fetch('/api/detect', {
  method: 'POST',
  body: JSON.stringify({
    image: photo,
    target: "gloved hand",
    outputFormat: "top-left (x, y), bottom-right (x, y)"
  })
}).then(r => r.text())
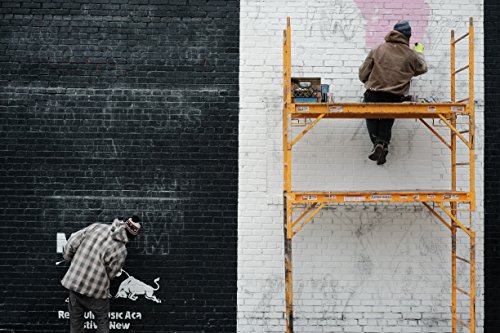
top-left (414, 42), bottom-right (424, 53)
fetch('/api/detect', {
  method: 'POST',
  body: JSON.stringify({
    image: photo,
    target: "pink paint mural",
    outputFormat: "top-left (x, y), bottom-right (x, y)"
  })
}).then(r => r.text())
top-left (353, 0), bottom-right (430, 48)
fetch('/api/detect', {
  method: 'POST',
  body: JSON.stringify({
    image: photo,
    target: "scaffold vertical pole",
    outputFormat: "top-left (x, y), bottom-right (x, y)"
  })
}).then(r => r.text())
top-left (451, 224), bottom-right (458, 333)
top-left (283, 17), bottom-right (294, 333)
top-left (468, 17), bottom-right (476, 333)
top-left (284, 195), bottom-right (293, 333)
top-left (450, 27), bottom-right (458, 333)
top-left (468, 17), bottom-right (476, 212)
top-left (283, 17), bottom-right (292, 193)
top-left (470, 231), bottom-right (476, 333)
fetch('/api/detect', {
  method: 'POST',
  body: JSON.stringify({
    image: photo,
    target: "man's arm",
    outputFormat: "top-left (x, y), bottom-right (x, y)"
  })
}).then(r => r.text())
top-left (413, 53), bottom-right (428, 76)
top-left (62, 227), bottom-right (88, 261)
top-left (359, 49), bottom-right (375, 83)
top-left (412, 43), bottom-right (428, 76)
top-left (105, 249), bottom-right (127, 280)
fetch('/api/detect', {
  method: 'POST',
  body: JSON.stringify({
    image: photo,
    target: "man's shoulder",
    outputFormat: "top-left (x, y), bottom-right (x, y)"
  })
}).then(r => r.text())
top-left (89, 222), bottom-right (111, 229)
top-left (371, 43), bottom-right (383, 52)
top-left (372, 43), bottom-right (391, 54)
top-left (380, 41), bottom-right (408, 49)
top-left (83, 223), bottom-right (112, 238)
top-left (378, 41), bottom-right (414, 57)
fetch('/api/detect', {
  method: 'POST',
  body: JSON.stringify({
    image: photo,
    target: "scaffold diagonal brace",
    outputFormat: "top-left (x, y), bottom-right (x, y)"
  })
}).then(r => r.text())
top-left (422, 202), bottom-right (452, 230)
top-left (437, 114), bottom-right (471, 149)
top-left (292, 202), bottom-right (326, 236)
top-left (291, 203), bottom-right (318, 229)
top-left (436, 202), bottom-right (474, 238)
top-left (419, 119), bottom-right (452, 149)
top-left (290, 114), bottom-right (326, 148)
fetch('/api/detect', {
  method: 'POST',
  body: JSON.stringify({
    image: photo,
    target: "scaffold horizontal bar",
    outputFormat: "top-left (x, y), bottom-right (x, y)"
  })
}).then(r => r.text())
top-left (288, 191), bottom-right (472, 204)
top-left (290, 102), bottom-right (469, 119)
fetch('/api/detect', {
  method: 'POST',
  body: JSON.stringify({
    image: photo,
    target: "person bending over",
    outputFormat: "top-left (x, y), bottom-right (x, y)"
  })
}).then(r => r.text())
top-left (61, 216), bottom-right (141, 333)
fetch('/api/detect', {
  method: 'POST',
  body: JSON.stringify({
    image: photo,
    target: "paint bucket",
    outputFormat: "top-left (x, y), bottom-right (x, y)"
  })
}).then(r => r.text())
top-left (321, 84), bottom-right (329, 102)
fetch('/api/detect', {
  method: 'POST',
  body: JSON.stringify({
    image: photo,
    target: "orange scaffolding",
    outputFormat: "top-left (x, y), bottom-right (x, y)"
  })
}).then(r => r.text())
top-left (282, 17), bottom-right (476, 333)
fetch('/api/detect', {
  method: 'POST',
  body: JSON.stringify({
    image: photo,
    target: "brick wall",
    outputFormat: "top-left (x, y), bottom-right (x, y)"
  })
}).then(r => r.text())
top-left (484, 1), bottom-right (499, 332)
top-left (239, 1), bottom-right (484, 332)
top-left (0, 0), bottom-right (238, 332)
top-left (0, 0), bottom-right (494, 332)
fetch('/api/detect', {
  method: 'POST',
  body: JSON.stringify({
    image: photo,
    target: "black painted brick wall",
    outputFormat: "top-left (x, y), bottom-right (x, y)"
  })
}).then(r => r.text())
top-left (485, 1), bottom-right (500, 332)
top-left (0, 1), bottom-right (238, 332)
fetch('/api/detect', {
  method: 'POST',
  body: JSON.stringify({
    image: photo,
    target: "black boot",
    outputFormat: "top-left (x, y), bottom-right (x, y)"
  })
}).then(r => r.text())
top-left (369, 143), bottom-right (384, 161)
top-left (377, 145), bottom-right (389, 165)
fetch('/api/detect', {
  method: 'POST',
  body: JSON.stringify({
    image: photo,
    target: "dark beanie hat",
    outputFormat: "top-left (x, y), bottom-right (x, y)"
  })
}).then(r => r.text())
top-left (394, 20), bottom-right (411, 38)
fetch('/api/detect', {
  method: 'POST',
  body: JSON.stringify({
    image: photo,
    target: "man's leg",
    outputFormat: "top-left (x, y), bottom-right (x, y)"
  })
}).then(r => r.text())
top-left (89, 298), bottom-right (110, 333)
top-left (364, 90), bottom-right (400, 163)
top-left (377, 118), bottom-right (395, 146)
top-left (365, 119), bottom-right (379, 145)
top-left (366, 119), bottom-right (385, 161)
top-left (363, 91), bottom-right (380, 146)
top-left (376, 119), bottom-right (395, 165)
top-left (68, 291), bottom-right (86, 333)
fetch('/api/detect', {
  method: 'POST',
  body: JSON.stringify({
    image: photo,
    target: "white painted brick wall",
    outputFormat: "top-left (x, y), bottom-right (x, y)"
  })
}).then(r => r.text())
top-left (239, 0), bottom-right (484, 332)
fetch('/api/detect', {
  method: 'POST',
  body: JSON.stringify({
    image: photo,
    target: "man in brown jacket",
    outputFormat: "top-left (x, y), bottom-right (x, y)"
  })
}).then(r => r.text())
top-left (359, 20), bottom-right (428, 165)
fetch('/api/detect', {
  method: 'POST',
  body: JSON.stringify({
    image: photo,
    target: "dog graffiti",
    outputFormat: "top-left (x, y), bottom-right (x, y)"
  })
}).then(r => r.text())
top-left (115, 269), bottom-right (161, 304)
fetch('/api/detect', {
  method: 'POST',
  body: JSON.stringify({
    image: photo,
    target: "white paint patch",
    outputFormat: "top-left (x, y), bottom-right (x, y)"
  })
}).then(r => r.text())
top-left (239, 0), bottom-right (484, 332)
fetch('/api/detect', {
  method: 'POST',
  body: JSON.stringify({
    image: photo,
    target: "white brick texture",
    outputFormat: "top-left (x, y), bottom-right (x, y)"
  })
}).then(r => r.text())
top-left (239, 1), bottom-right (484, 332)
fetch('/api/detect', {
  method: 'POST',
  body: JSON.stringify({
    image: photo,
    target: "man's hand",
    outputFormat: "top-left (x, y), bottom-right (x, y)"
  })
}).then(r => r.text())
top-left (414, 42), bottom-right (424, 54)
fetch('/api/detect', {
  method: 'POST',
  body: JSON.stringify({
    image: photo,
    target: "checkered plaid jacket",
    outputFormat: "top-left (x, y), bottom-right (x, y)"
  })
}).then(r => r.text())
top-left (61, 219), bottom-right (128, 299)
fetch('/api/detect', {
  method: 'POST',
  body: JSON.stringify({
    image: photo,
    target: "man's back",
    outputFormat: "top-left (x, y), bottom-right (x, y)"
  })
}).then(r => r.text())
top-left (359, 30), bottom-right (428, 96)
top-left (62, 221), bottom-right (128, 299)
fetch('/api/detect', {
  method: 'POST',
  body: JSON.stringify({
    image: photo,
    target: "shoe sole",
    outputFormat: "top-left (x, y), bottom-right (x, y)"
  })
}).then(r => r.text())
top-left (368, 145), bottom-right (383, 161)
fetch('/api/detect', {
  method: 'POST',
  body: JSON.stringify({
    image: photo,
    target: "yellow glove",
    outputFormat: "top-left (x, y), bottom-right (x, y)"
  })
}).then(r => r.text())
top-left (414, 42), bottom-right (424, 54)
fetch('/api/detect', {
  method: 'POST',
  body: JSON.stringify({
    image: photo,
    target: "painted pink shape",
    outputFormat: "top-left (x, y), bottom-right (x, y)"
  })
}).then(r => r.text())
top-left (353, 0), bottom-right (430, 48)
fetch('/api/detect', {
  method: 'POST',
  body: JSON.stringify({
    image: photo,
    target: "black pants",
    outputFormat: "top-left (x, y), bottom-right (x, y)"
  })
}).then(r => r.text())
top-left (363, 90), bottom-right (402, 146)
top-left (69, 290), bottom-right (110, 333)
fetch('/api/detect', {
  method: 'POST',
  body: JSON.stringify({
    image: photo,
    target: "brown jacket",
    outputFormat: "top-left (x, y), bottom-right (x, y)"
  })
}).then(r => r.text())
top-left (359, 30), bottom-right (428, 96)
